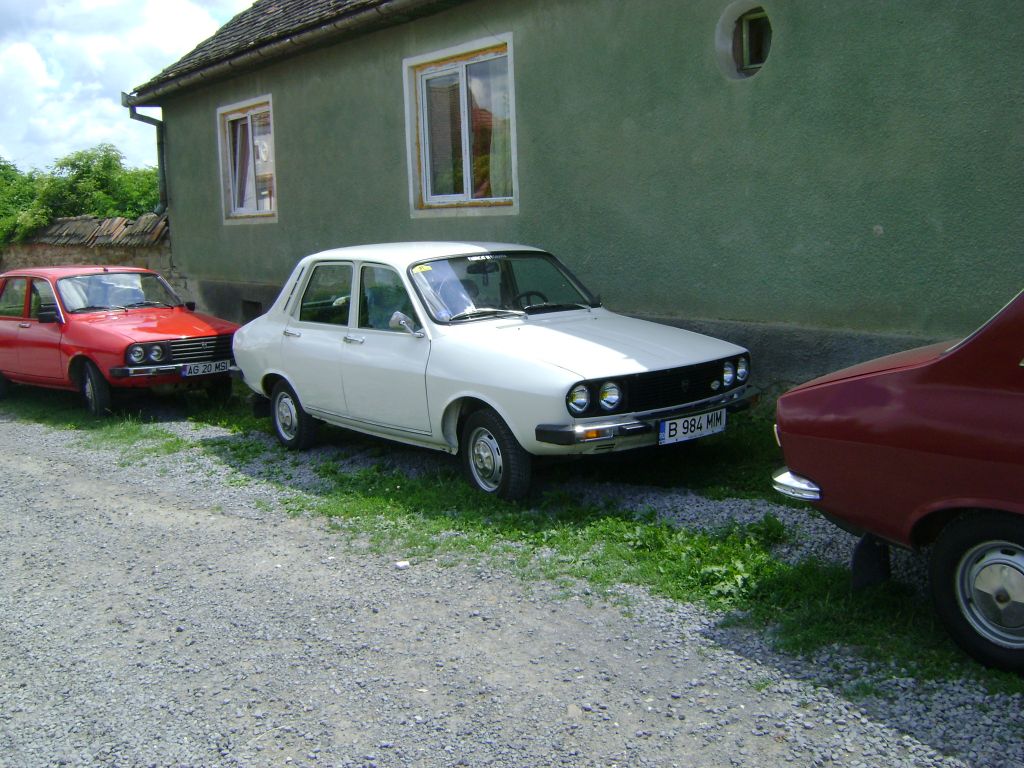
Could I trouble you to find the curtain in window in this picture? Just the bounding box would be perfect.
[468,56,511,199]
[229,116,254,210]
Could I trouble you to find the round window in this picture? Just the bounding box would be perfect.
[716,3,773,79]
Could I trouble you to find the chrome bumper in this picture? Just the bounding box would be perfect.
[771,467,822,501]
[535,385,758,446]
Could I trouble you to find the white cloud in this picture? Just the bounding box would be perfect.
[0,0,253,171]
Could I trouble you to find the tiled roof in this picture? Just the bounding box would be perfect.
[129,0,466,104]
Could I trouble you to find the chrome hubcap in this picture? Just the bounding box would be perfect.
[275,393,298,440]
[957,540,1024,649]
[469,427,502,492]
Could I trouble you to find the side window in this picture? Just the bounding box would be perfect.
[359,266,416,331]
[217,96,277,221]
[29,280,57,319]
[298,264,353,326]
[404,35,518,216]
[0,278,27,318]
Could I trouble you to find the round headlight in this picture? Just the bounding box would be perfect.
[148,345,165,362]
[127,345,145,364]
[598,381,622,411]
[736,357,749,382]
[567,384,590,415]
[722,361,735,387]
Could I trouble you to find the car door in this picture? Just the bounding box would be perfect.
[0,277,28,376]
[278,262,353,419]
[340,264,431,434]
[17,278,64,380]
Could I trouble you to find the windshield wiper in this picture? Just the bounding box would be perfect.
[69,304,127,313]
[448,307,526,322]
[124,300,173,309]
[522,302,592,314]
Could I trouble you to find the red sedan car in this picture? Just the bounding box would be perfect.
[773,289,1023,672]
[0,266,238,415]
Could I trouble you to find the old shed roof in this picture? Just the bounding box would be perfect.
[127,0,468,105]
[30,215,169,248]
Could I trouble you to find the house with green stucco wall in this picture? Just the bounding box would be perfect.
[124,0,1022,383]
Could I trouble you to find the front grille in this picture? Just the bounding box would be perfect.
[168,334,234,363]
[624,359,730,412]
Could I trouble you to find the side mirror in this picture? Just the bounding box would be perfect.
[37,308,59,324]
[185,301,196,311]
[389,311,424,337]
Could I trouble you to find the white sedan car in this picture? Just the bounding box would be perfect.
[233,242,755,499]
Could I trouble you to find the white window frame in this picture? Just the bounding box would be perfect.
[216,95,278,223]
[403,34,519,218]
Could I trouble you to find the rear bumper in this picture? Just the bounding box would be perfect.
[536,385,758,447]
[771,466,822,501]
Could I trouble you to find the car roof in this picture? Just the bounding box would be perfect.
[297,242,548,270]
[0,265,154,280]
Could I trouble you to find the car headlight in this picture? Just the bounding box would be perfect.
[567,384,590,415]
[737,357,749,382]
[722,361,735,387]
[598,381,622,411]
[148,345,166,362]
[127,345,146,364]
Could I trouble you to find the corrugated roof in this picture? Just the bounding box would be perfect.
[31,215,169,248]
[128,0,467,105]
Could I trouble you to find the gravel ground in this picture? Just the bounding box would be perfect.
[1,410,1021,768]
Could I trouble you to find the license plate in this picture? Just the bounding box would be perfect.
[658,408,726,445]
[181,360,230,377]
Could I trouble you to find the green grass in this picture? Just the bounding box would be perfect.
[1,384,1021,692]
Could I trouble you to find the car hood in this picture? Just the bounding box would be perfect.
[792,340,952,390]
[453,310,746,379]
[72,308,238,343]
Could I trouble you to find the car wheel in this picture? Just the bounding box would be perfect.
[271,380,316,450]
[81,360,111,417]
[930,511,1024,672]
[0,372,9,399]
[460,408,531,500]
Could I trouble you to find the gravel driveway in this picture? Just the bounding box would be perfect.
[1,410,1021,767]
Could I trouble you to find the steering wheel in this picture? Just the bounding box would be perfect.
[510,290,548,308]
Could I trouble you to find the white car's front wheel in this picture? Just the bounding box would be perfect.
[460,409,531,500]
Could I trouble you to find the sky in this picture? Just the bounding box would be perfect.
[0,0,255,172]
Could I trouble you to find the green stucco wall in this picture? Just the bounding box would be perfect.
[159,0,1022,342]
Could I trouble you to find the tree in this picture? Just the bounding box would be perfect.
[0,144,159,245]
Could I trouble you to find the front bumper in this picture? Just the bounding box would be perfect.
[535,385,758,447]
[109,362,233,379]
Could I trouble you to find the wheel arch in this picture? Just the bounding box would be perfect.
[912,504,1024,548]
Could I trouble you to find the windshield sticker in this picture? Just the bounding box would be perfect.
[412,264,432,273]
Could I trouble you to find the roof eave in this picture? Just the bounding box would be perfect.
[126,0,464,106]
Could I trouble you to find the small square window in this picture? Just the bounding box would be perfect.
[404,36,519,216]
[734,8,772,74]
[217,96,277,221]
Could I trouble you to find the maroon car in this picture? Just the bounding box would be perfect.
[0,266,239,415]
[773,290,1023,672]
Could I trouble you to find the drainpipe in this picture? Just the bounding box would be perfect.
[121,92,167,215]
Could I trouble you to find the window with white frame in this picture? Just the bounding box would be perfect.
[404,36,518,214]
[217,97,277,220]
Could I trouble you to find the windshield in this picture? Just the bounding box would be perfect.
[57,272,182,313]
[409,251,598,323]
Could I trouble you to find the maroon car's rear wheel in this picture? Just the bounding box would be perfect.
[930,512,1024,672]
[81,360,111,417]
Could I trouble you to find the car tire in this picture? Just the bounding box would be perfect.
[460,408,532,500]
[0,372,9,399]
[929,511,1024,672]
[81,360,111,417]
[271,380,316,450]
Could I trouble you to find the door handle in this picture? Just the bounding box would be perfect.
[283,329,301,338]
[343,334,365,345]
